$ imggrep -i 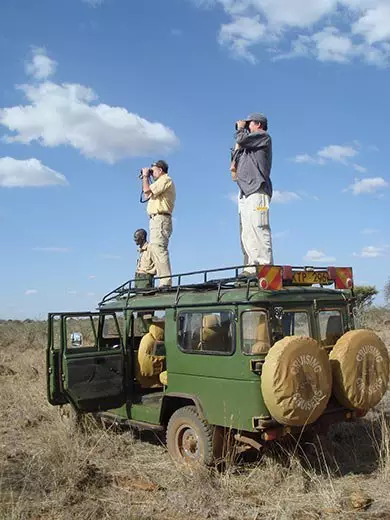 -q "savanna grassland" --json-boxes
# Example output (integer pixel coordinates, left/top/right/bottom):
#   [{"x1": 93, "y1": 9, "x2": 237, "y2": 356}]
[{"x1": 1, "y1": 310, "x2": 390, "y2": 520}]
